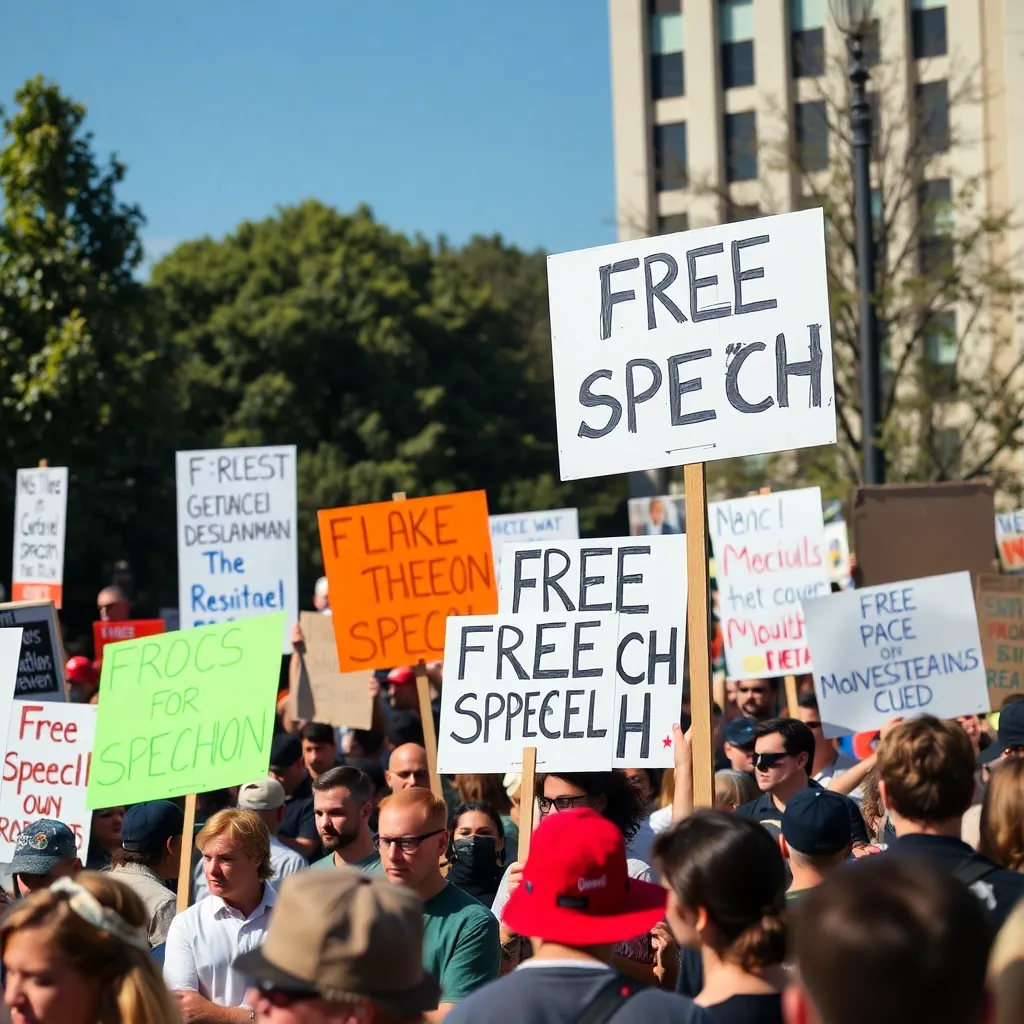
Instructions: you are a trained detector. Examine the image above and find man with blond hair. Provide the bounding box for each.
[164,808,278,1022]
[377,788,499,1020]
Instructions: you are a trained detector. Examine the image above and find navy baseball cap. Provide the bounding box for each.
[122,801,184,853]
[781,788,852,856]
[270,734,303,770]
[11,819,78,875]
[723,717,757,749]
[979,699,1024,764]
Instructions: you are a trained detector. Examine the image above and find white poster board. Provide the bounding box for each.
[996,509,1024,574]
[437,613,619,775]
[803,571,989,737]
[0,629,23,732]
[546,208,836,481]
[11,467,68,608]
[710,488,829,679]
[176,445,298,651]
[0,702,96,859]
[489,508,579,583]
[499,535,687,768]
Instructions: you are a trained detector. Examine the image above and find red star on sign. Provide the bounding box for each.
[663,735,673,749]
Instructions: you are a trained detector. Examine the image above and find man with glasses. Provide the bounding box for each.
[96,583,132,622]
[795,694,857,788]
[377,788,499,1020]
[736,678,778,722]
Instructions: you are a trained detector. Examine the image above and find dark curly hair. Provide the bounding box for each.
[536,770,648,842]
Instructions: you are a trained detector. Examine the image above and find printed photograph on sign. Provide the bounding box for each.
[802,572,989,738]
[627,494,685,536]
[11,466,68,608]
[976,573,1024,710]
[436,613,619,775]
[499,535,687,768]
[319,490,498,672]
[176,445,298,652]
[545,208,836,481]
[489,508,579,583]
[710,487,829,679]
[996,510,1024,574]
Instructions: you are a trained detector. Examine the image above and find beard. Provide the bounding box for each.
[321,825,360,853]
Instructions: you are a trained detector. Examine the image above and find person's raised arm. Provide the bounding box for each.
[671,724,694,823]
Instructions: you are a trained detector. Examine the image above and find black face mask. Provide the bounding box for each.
[448,836,503,900]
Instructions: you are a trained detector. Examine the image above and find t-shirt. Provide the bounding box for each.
[445,963,710,1024]
[310,850,384,874]
[279,775,319,861]
[735,781,868,846]
[423,882,500,1004]
[705,993,783,1024]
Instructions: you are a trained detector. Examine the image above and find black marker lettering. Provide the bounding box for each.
[617,547,650,614]
[511,550,541,614]
[625,359,663,434]
[599,258,640,340]
[668,350,716,426]
[648,627,678,685]
[725,343,774,414]
[731,235,778,315]
[496,625,529,680]
[458,624,493,679]
[579,548,613,611]
[687,244,732,322]
[572,620,603,678]
[776,325,823,408]
[578,369,623,439]
[563,689,585,739]
[644,253,687,330]
[617,632,645,684]
[542,549,574,613]
[533,622,569,679]
[451,693,481,744]
[616,692,651,760]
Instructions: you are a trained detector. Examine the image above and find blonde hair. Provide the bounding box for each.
[0,872,179,1024]
[715,769,758,810]
[990,900,1024,1024]
[196,808,272,881]
[980,758,1024,872]
[378,787,448,830]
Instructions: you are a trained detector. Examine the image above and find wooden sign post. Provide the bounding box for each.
[517,746,537,861]
[176,792,197,913]
[784,675,800,718]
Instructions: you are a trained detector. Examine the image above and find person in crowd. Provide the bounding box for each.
[779,788,852,903]
[85,805,125,870]
[313,574,330,614]
[721,718,757,774]
[957,713,989,759]
[386,667,421,713]
[655,811,787,1023]
[236,871,439,1024]
[445,808,704,1024]
[452,774,517,856]
[386,743,431,792]
[447,802,506,909]
[858,765,891,845]
[163,809,277,1021]
[311,766,383,873]
[989,899,1024,1024]
[715,770,758,811]
[979,757,1024,872]
[735,680,777,723]
[342,728,385,762]
[795,695,856,787]
[110,801,183,946]
[11,820,82,897]
[64,655,99,703]
[1,871,180,1024]
[736,719,868,847]
[785,856,991,1024]
[269,733,319,861]
[377,788,499,1018]
[96,585,132,622]
[301,722,340,778]
[235,778,308,884]
[968,700,1024,845]
[346,756,388,830]
[878,714,1024,929]
[622,768,664,867]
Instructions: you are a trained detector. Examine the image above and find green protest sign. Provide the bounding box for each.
[86,613,285,808]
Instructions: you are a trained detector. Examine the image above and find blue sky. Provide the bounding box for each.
[0,1,616,268]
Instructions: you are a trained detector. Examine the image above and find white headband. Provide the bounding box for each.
[49,878,150,952]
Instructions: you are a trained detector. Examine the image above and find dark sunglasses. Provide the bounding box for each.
[373,829,445,854]
[752,751,790,771]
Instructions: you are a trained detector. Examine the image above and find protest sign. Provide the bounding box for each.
[176,445,297,652]
[319,490,498,671]
[85,612,285,808]
[853,483,996,587]
[710,487,829,679]
[289,612,373,730]
[93,619,166,660]
[436,612,619,775]
[11,466,68,608]
[0,602,66,701]
[803,572,988,737]
[976,573,1024,709]
[489,508,579,583]
[545,208,835,482]
[996,510,1024,574]
[0,702,96,859]
[627,494,685,536]
[499,535,687,768]
[0,629,23,738]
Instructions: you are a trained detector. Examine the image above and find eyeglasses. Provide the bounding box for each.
[254,983,319,1008]
[538,795,589,814]
[752,752,790,771]
[373,829,445,853]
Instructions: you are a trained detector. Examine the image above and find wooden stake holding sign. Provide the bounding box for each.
[176,793,197,913]
[784,675,800,718]
[517,746,537,860]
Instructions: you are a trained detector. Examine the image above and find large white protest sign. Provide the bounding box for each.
[803,571,988,737]
[499,536,687,768]
[489,508,579,583]
[0,629,23,727]
[176,445,298,651]
[437,613,619,775]
[996,509,1024,573]
[546,208,836,481]
[11,467,68,608]
[710,488,829,679]
[0,701,96,859]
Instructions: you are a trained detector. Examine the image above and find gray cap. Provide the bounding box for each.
[238,778,287,811]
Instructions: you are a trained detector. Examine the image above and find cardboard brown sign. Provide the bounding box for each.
[852,483,996,587]
[289,612,373,730]
[977,573,1024,711]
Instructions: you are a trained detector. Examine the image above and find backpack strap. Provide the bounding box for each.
[952,856,999,888]
[578,973,642,1024]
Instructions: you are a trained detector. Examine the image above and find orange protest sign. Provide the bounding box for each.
[318,491,497,671]
[92,619,166,659]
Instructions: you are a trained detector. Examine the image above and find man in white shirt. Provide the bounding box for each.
[164,808,277,1022]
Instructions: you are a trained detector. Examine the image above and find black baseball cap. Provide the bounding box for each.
[978,700,1024,764]
[122,801,184,852]
[781,788,851,856]
[723,717,757,749]
[11,819,78,875]
[270,734,303,770]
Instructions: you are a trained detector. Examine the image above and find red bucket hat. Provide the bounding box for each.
[503,809,667,946]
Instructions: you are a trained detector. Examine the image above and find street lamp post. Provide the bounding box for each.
[829,0,883,485]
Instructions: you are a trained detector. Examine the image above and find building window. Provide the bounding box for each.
[791,0,825,78]
[658,213,690,234]
[918,179,954,273]
[725,111,757,182]
[654,122,688,191]
[720,0,755,89]
[727,203,761,222]
[650,5,685,99]
[932,426,960,473]
[795,100,828,171]
[924,312,957,394]
[912,0,947,59]
[917,80,950,155]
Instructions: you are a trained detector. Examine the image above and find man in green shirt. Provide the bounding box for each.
[310,766,384,875]
[378,787,499,1020]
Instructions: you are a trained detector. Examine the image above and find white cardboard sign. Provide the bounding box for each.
[710,487,830,679]
[176,445,298,652]
[499,535,687,768]
[0,701,96,859]
[11,467,68,608]
[489,508,579,583]
[802,571,989,737]
[437,613,619,775]
[546,208,836,481]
